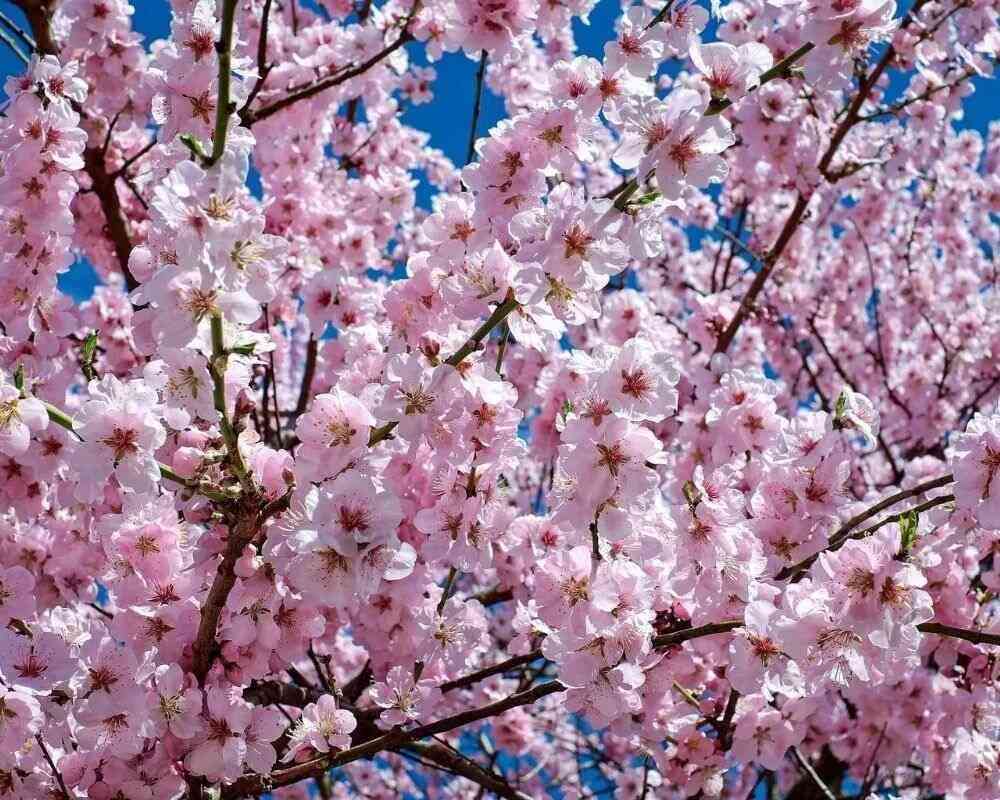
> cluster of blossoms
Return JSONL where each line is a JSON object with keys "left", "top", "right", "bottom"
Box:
{"left": 0, "top": 0, "right": 997, "bottom": 797}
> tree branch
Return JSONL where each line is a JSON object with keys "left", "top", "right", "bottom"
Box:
{"left": 714, "top": 1, "right": 936, "bottom": 354}
{"left": 242, "top": 2, "right": 421, "bottom": 126}
{"left": 400, "top": 742, "right": 531, "bottom": 800}
{"left": 222, "top": 680, "right": 563, "bottom": 797}
{"left": 774, "top": 475, "right": 954, "bottom": 580}
{"left": 790, "top": 747, "right": 838, "bottom": 800}
{"left": 15, "top": 0, "right": 142, "bottom": 293}
{"left": 706, "top": 43, "right": 815, "bottom": 116}
{"left": 10, "top": 0, "right": 56, "bottom": 55}
{"left": 439, "top": 651, "right": 542, "bottom": 693}
{"left": 294, "top": 334, "right": 318, "bottom": 416}
{"left": 240, "top": 0, "right": 275, "bottom": 114}
{"left": 368, "top": 291, "right": 520, "bottom": 446}
{"left": 209, "top": 312, "right": 252, "bottom": 490}
{"left": 83, "top": 146, "right": 141, "bottom": 292}
{"left": 465, "top": 50, "right": 488, "bottom": 166}
{"left": 224, "top": 615, "right": 995, "bottom": 796}
{"left": 190, "top": 491, "right": 291, "bottom": 684}
{"left": 918, "top": 622, "right": 1000, "bottom": 647}
{"left": 205, "top": 0, "right": 239, "bottom": 167}
{"left": 35, "top": 735, "right": 70, "bottom": 800}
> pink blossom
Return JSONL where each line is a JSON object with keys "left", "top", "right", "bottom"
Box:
{"left": 151, "top": 664, "right": 203, "bottom": 739}
{"left": 286, "top": 695, "right": 356, "bottom": 760}
{"left": 75, "top": 685, "right": 151, "bottom": 758}
{"left": 604, "top": 7, "right": 664, "bottom": 78}
{"left": 0, "top": 628, "right": 75, "bottom": 693}
{"left": 0, "top": 565, "right": 36, "bottom": 626}
{"left": 691, "top": 41, "right": 774, "bottom": 103}
{"left": 70, "top": 375, "right": 166, "bottom": 500}
{"left": 952, "top": 409, "right": 1000, "bottom": 529}
{"left": 185, "top": 688, "right": 255, "bottom": 782}
{"left": 614, "top": 90, "right": 735, "bottom": 201}
{"left": 0, "top": 378, "right": 48, "bottom": 456}
{"left": 370, "top": 665, "right": 441, "bottom": 728}
{"left": 294, "top": 389, "right": 375, "bottom": 482}
{"left": 0, "top": 686, "right": 40, "bottom": 752}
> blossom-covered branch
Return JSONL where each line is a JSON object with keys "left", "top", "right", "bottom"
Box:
{"left": 0, "top": 0, "right": 997, "bottom": 797}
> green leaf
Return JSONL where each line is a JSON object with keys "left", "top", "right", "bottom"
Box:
{"left": 834, "top": 390, "right": 848, "bottom": 420}
{"left": 230, "top": 343, "right": 257, "bottom": 357}
{"left": 683, "top": 479, "right": 702, "bottom": 511}
{"left": 180, "top": 133, "right": 207, "bottom": 161}
{"left": 560, "top": 399, "right": 574, "bottom": 422}
{"left": 80, "top": 330, "right": 99, "bottom": 382}
{"left": 13, "top": 364, "right": 24, "bottom": 393}
{"left": 898, "top": 509, "right": 920, "bottom": 558}
{"left": 633, "top": 191, "right": 662, "bottom": 206}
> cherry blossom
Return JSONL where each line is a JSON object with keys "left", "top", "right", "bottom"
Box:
{"left": 70, "top": 375, "right": 166, "bottom": 500}
{"left": 370, "top": 665, "right": 442, "bottom": 728}
{"left": 286, "top": 695, "right": 357, "bottom": 760}
{"left": 0, "top": 0, "right": 995, "bottom": 795}
{"left": 952, "top": 408, "right": 1000, "bottom": 529}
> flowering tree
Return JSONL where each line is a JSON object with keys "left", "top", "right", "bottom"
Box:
{"left": 0, "top": 0, "right": 997, "bottom": 796}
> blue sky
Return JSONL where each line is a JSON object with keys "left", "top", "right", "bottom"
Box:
{"left": 0, "top": 0, "right": 995, "bottom": 301}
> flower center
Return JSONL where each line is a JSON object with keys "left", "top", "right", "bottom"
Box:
{"left": 99, "top": 426, "right": 139, "bottom": 464}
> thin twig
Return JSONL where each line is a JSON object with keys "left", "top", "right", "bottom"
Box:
{"left": 243, "top": 2, "right": 422, "bottom": 126}
{"left": 790, "top": 747, "right": 837, "bottom": 800}
{"left": 294, "top": 335, "right": 318, "bottom": 416}
{"left": 241, "top": 0, "right": 275, "bottom": 114}
{"left": 0, "top": 27, "right": 29, "bottom": 63}
{"left": 0, "top": 8, "right": 35, "bottom": 51}
{"left": 466, "top": 50, "right": 488, "bottom": 165}
{"left": 35, "top": 735, "right": 71, "bottom": 800}
{"left": 775, "top": 475, "right": 954, "bottom": 580}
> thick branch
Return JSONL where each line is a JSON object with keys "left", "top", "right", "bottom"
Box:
{"left": 11, "top": 0, "right": 56, "bottom": 55}
{"left": 83, "top": 147, "right": 140, "bottom": 292}
{"left": 472, "top": 586, "right": 514, "bottom": 606}
{"left": 222, "top": 680, "right": 563, "bottom": 797}
{"left": 190, "top": 512, "right": 256, "bottom": 684}
{"left": 294, "top": 335, "right": 319, "bottom": 416}
{"left": 651, "top": 619, "right": 742, "bottom": 649}
{"left": 244, "top": 679, "right": 323, "bottom": 707}
{"left": 190, "top": 491, "right": 291, "bottom": 684}
{"left": 918, "top": 622, "right": 1000, "bottom": 647}
{"left": 188, "top": 315, "right": 295, "bottom": 683}
{"left": 400, "top": 742, "right": 532, "bottom": 800}
{"left": 713, "top": 192, "right": 809, "bottom": 354}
